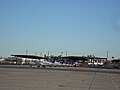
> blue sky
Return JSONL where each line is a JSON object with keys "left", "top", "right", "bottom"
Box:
{"left": 0, "top": 0, "right": 120, "bottom": 58}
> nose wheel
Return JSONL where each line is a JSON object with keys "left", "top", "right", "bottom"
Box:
{"left": 42, "top": 65, "right": 46, "bottom": 68}
{"left": 37, "top": 65, "right": 40, "bottom": 67}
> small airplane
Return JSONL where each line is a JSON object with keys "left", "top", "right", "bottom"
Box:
{"left": 51, "top": 60, "right": 62, "bottom": 67}
{"left": 11, "top": 54, "right": 52, "bottom": 68}
{"left": 11, "top": 54, "right": 70, "bottom": 67}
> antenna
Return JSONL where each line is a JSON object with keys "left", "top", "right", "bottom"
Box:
{"left": 107, "top": 51, "right": 109, "bottom": 60}
{"left": 48, "top": 51, "right": 49, "bottom": 57}
{"left": 65, "top": 51, "right": 67, "bottom": 56}
{"left": 26, "top": 50, "right": 28, "bottom": 55}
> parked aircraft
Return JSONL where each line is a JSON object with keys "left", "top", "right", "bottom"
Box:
{"left": 11, "top": 55, "right": 53, "bottom": 67}
{"left": 51, "top": 61, "right": 62, "bottom": 67}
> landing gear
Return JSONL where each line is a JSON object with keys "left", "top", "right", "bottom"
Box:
{"left": 37, "top": 65, "right": 40, "bottom": 67}
{"left": 37, "top": 64, "right": 46, "bottom": 68}
{"left": 42, "top": 65, "right": 46, "bottom": 68}
{"left": 30, "top": 64, "right": 32, "bottom": 67}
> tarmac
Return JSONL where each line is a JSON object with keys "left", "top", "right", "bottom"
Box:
{"left": 0, "top": 65, "right": 120, "bottom": 90}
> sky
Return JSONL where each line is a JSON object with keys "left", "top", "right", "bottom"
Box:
{"left": 0, "top": 0, "right": 120, "bottom": 59}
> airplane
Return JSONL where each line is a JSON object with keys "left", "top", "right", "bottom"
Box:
{"left": 11, "top": 54, "right": 68, "bottom": 68}
{"left": 51, "top": 60, "right": 62, "bottom": 67}
{"left": 11, "top": 54, "right": 52, "bottom": 68}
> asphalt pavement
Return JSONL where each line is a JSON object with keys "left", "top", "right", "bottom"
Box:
{"left": 0, "top": 65, "right": 120, "bottom": 90}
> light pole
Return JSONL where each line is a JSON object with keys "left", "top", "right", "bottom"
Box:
{"left": 35, "top": 52, "right": 37, "bottom": 56}
{"left": 25, "top": 50, "right": 28, "bottom": 64}
{"left": 40, "top": 52, "right": 42, "bottom": 57}
{"left": 48, "top": 51, "right": 49, "bottom": 57}
{"left": 65, "top": 51, "right": 67, "bottom": 56}
{"left": 107, "top": 51, "right": 109, "bottom": 60}
{"left": 60, "top": 52, "right": 63, "bottom": 62}
{"left": 26, "top": 50, "right": 28, "bottom": 55}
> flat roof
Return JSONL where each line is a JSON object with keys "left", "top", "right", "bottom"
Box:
{"left": 62, "top": 56, "right": 88, "bottom": 61}
{"left": 11, "top": 55, "right": 48, "bottom": 59}
{"left": 62, "top": 56, "right": 107, "bottom": 61}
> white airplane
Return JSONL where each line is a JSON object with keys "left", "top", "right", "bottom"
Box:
{"left": 51, "top": 61, "right": 62, "bottom": 67}
{"left": 11, "top": 55, "right": 53, "bottom": 68}
{"left": 36, "top": 59, "right": 53, "bottom": 68}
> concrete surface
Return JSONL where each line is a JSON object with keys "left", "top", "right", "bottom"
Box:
{"left": 0, "top": 67, "right": 120, "bottom": 90}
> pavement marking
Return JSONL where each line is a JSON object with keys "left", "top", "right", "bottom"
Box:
{"left": 88, "top": 70, "right": 97, "bottom": 90}
{"left": 111, "top": 75, "right": 120, "bottom": 90}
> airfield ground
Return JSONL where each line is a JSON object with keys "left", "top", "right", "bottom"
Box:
{"left": 0, "top": 65, "right": 120, "bottom": 90}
